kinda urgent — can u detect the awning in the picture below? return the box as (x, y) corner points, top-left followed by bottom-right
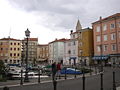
(110, 54), (120, 57)
(70, 57), (76, 60)
(92, 55), (109, 60)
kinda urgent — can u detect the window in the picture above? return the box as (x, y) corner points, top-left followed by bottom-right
(96, 26), (100, 32)
(103, 45), (108, 51)
(73, 35), (75, 39)
(68, 50), (71, 54)
(103, 24), (107, 31)
(119, 32), (120, 38)
(10, 53), (12, 57)
(14, 48), (16, 51)
(1, 48), (3, 50)
(110, 23), (115, 29)
(10, 48), (12, 50)
(18, 43), (20, 45)
(97, 46), (101, 52)
(111, 33), (116, 40)
(11, 43), (12, 45)
(79, 42), (82, 46)
(111, 44), (116, 51)
(103, 35), (107, 41)
(73, 50), (75, 54)
(18, 53), (20, 56)
(14, 43), (16, 45)
(73, 41), (75, 45)
(0, 42), (3, 45)
(118, 22), (120, 28)
(97, 36), (101, 42)
(14, 53), (16, 56)
(68, 42), (71, 46)
(18, 48), (20, 51)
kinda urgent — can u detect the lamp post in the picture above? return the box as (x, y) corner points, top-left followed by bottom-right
(24, 28), (30, 82)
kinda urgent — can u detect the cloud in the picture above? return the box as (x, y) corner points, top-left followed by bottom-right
(1, 0), (120, 44)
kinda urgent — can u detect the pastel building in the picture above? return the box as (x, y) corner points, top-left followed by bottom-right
(0, 37), (22, 64)
(48, 38), (66, 64)
(64, 38), (78, 65)
(92, 13), (120, 65)
(22, 38), (38, 65)
(37, 44), (49, 64)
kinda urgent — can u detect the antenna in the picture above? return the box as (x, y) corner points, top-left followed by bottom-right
(8, 27), (11, 38)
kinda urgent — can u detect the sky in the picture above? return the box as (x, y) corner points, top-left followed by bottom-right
(0, 0), (120, 44)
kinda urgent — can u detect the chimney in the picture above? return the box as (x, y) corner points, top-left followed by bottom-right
(100, 16), (102, 20)
(70, 30), (73, 34)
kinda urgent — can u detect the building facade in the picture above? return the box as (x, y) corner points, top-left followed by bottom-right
(22, 38), (38, 66)
(0, 37), (22, 64)
(37, 44), (49, 64)
(48, 38), (66, 64)
(92, 13), (120, 65)
(64, 38), (78, 65)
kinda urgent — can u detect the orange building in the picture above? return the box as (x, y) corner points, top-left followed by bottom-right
(92, 13), (120, 65)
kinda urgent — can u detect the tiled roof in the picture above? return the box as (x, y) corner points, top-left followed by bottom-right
(92, 13), (120, 24)
(24, 38), (38, 41)
(0, 38), (21, 41)
(49, 38), (69, 44)
(38, 44), (48, 46)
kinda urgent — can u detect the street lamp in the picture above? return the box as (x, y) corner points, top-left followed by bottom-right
(24, 28), (30, 82)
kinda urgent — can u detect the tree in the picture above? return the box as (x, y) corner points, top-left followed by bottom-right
(0, 60), (6, 80)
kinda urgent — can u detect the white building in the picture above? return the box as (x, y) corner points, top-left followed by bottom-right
(48, 38), (66, 64)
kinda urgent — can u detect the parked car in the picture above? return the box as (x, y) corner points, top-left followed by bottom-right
(60, 68), (82, 74)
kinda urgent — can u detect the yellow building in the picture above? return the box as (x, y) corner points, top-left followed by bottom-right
(76, 20), (94, 65)
(0, 37), (22, 64)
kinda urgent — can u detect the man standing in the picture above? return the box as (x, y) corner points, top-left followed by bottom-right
(52, 62), (57, 81)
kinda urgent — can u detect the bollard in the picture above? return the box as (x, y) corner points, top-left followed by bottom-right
(90, 65), (92, 75)
(113, 71), (116, 90)
(74, 67), (76, 78)
(20, 69), (23, 85)
(82, 73), (85, 90)
(3, 86), (9, 90)
(38, 69), (40, 83)
(53, 80), (57, 90)
(64, 67), (67, 80)
(95, 65), (97, 74)
(100, 73), (103, 90)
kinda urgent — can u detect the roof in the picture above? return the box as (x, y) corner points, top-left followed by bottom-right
(49, 38), (69, 44)
(38, 44), (48, 47)
(92, 13), (120, 24)
(0, 38), (21, 41)
(70, 27), (92, 35)
(24, 38), (38, 41)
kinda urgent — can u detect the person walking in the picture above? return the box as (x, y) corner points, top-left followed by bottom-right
(57, 62), (61, 79)
(52, 62), (57, 81)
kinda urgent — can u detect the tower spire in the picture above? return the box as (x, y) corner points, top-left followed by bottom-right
(76, 20), (82, 31)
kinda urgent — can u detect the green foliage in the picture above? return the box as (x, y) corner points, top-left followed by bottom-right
(0, 60), (5, 74)
(0, 60), (7, 81)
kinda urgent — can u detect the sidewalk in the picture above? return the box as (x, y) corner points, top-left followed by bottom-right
(117, 87), (120, 90)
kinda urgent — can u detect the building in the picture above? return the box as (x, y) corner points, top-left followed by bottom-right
(73, 20), (94, 66)
(37, 44), (49, 64)
(92, 13), (120, 65)
(22, 38), (38, 66)
(0, 37), (22, 64)
(64, 38), (78, 65)
(48, 38), (66, 64)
